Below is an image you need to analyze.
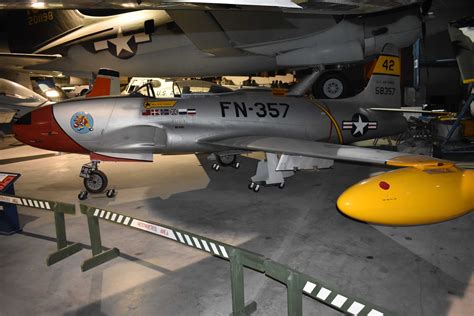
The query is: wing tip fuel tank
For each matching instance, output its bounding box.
[337,167,474,225]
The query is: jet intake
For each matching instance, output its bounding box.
[337,167,474,225]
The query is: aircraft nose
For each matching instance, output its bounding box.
[13,105,54,147]
[13,104,88,154]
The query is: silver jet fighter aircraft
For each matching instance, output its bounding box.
[13,46,406,194]
[13,47,474,226]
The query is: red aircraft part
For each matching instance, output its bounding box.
[13,105,89,154]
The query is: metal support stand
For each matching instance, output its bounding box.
[286,272,303,316]
[46,212,82,266]
[80,205,120,272]
[229,250,257,316]
[0,189,82,264]
[251,153,294,185]
[77,204,391,316]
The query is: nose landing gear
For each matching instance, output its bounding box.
[78,161,117,200]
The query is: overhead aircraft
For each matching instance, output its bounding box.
[11,47,474,225]
[0,78,50,123]
[1,4,422,86]
[0,69,120,124]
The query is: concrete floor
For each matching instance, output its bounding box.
[0,136,473,316]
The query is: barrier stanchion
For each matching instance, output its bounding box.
[79,204,392,316]
[80,204,120,272]
[229,249,258,316]
[0,192,82,265]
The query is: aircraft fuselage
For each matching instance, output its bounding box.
[14,91,406,161]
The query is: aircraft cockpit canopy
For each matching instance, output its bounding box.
[130,79,233,99]
[173,80,233,96]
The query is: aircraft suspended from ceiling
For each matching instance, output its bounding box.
[0,0,424,12]
[0,0,426,97]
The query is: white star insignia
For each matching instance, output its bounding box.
[108,27,133,56]
[352,115,368,136]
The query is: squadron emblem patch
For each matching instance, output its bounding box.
[342,113,377,137]
[70,112,94,134]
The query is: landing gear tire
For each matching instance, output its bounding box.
[278,182,285,189]
[248,182,260,192]
[212,163,221,171]
[312,72,349,99]
[78,191,88,200]
[106,189,116,198]
[84,170,108,194]
[217,154,237,166]
[253,184,260,192]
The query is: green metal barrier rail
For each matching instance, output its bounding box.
[0,193,82,265]
[80,204,393,316]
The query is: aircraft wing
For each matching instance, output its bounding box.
[0,1,421,13]
[201,136,452,169]
[0,53,62,69]
[369,108,452,115]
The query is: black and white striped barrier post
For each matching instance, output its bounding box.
[0,193,82,265]
[79,204,392,316]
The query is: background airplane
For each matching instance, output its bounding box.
[0,69,120,125]
[0,4,422,81]
[0,78,50,123]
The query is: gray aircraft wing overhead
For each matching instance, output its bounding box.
[200,136,449,167]
[0,53,62,69]
[0,0,422,14]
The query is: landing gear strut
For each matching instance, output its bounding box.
[247,153,294,193]
[78,161,116,200]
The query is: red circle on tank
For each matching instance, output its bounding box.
[379,181,390,190]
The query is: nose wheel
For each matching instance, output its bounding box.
[78,161,117,200]
[84,170,108,193]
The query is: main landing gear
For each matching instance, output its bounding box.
[211,154,240,171]
[78,161,117,200]
[248,153,293,193]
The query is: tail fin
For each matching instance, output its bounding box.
[86,69,121,98]
[7,10,84,53]
[355,44,401,108]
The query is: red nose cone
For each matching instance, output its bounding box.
[13,105,88,154]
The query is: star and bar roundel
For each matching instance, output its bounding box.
[342,113,378,137]
[94,27,151,59]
